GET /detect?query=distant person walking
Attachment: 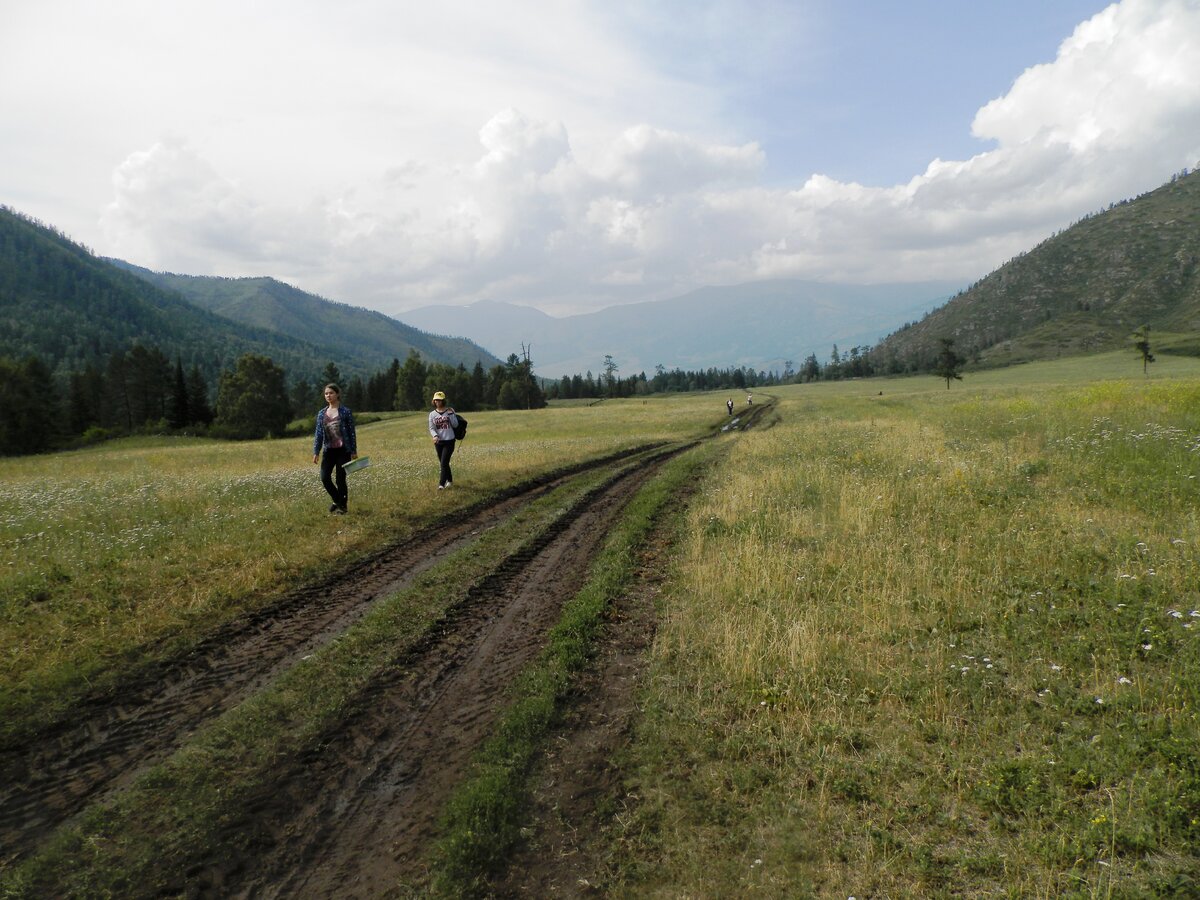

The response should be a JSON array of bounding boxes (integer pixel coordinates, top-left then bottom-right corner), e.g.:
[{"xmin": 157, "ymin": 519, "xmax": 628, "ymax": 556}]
[
  {"xmin": 727, "ymin": 398, "xmax": 734, "ymax": 415},
  {"xmin": 428, "ymin": 391, "xmax": 460, "ymax": 490},
  {"xmin": 313, "ymin": 383, "xmax": 357, "ymax": 514},
  {"xmin": 747, "ymin": 393, "xmax": 753, "ymax": 406}
]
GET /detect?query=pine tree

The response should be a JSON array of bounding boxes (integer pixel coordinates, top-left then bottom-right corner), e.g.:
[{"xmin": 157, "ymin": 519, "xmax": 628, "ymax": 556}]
[
  {"xmin": 0, "ymin": 357, "xmax": 60, "ymax": 454},
  {"xmin": 345, "ymin": 375, "xmax": 366, "ymax": 410},
  {"xmin": 933, "ymin": 338, "xmax": 965, "ymax": 389},
  {"xmin": 290, "ymin": 378, "xmax": 314, "ymax": 419},
  {"xmin": 186, "ymin": 365, "xmax": 214, "ymax": 425},
  {"xmin": 396, "ymin": 350, "xmax": 427, "ymax": 410},
  {"xmin": 68, "ymin": 363, "xmax": 104, "ymax": 434},
  {"xmin": 169, "ymin": 358, "xmax": 189, "ymax": 429},
  {"xmin": 1132, "ymin": 325, "xmax": 1155, "ymax": 375}
]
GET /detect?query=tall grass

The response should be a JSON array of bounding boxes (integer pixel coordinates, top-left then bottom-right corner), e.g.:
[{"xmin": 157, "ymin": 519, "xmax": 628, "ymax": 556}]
[
  {"xmin": 0, "ymin": 397, "xmax": 725, "ymax": 744},
  {"xmin": 617, "ymin": 366, "xmax": 1200, "ymax": 897}
]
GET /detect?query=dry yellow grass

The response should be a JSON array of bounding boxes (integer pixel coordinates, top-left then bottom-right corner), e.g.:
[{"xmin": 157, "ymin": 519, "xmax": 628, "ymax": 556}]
[{"xmin": 621, "ymin": 367, "xmax": 1200, "ymax": 897}]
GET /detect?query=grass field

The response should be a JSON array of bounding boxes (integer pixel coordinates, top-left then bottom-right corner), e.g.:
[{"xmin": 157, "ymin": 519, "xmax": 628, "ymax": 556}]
[
  {"xmin": 4, "ymin": 351, "xmax": 1200, "ymax": 896},
  {"xmin": 611, "ymin": 353, "xmax": 1200, "ymax": 897},
  {"xmin": 0, "ymin": 396, "xmax": 723, "ymax": 746}
]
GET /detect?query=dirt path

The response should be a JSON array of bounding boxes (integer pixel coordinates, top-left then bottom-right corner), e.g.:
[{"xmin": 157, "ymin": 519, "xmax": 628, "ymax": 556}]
[
  {"xmin": 490, "ymin": 402, "xmax": 769, "ymax": 897},
  {"xmin": 226, "ymin": 449, "xmax": 682, "ymax": 898},
  {"xmin": 0, "ymin": 446, "xmax": 662, "ymax": 866},
  {"xmin": 490, "ymin": 519, "xmax": 676, "ymax": 898},
  {"xmin": 4, "ymin": 401, "xmax": 774, "ymax": 893}
]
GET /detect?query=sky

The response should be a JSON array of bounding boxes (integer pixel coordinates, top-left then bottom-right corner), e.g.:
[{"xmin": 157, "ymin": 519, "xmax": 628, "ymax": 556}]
[{"xmin": 2, "ymin": 0, "xmax": 1199, "ymax": 317}]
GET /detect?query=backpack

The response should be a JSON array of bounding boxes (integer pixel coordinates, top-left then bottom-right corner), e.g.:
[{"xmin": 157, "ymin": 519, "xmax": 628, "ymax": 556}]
[{"xmin": 453, "ymin": 414, "xmax": 468, "ymax": 441}]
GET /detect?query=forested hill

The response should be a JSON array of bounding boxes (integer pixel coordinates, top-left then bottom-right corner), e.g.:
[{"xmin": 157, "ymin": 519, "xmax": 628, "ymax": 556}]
[
  {"xmin": 0, "ymin": 206, "xmax": 339, "ymax": 382},
  {"xmin": 0, "ymin": 206, "xmax": 498, "ymax": 385},
  {"xmin": 110, "ymin": 263, "xmax": 501, "ymax": 373},
  {"xmin": 871, "ymin": 169, "xmax": 1200, "ymax": 371}
]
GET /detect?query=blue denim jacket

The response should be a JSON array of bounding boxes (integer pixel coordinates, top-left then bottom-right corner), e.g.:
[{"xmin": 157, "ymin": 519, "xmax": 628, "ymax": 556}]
[{"xmin": 313, "ymin": 405, "xmax": 357, "ymax": 456}]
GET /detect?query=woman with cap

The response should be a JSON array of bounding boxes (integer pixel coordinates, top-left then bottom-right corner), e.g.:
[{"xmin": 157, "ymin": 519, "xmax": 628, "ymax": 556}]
[{"xmin": 428, "ymin": 391, "xmax": 460, "ymax": 489}]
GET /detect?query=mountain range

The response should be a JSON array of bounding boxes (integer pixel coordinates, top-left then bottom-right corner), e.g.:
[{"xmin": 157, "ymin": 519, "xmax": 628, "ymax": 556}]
[
  {"xmin": 0, "ymin": 205, "xmax": 498, "ymax": 386},
  {"xmin": 109, "ymin": 261, "xmax": 502, "ymax": 374},
  {"xmin": 403, "ymin": 279, "xmax": 962, "ymax": 378},
  {"xmin": 5, "ymin": 167, "xmax": 1198, "ymax": 389}
]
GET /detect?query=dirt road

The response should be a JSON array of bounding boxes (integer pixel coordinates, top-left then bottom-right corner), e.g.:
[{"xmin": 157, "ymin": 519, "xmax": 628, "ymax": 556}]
[{"xmin": 2, "ymin": 402, "xmax": 773, "ymax": 895}]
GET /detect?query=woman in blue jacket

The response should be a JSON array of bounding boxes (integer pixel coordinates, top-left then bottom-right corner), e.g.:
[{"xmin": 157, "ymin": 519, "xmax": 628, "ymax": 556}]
[{"xmin": 313, "ymin": 383, "xmax": 357, "ymax": 514}]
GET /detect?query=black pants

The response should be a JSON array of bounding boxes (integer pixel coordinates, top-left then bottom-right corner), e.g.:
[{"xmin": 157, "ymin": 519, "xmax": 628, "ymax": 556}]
[
  {"xmin": 321, "ymin": 446, "xmax": 351, "ymax": 509},
  {"xmin": 435, "ymin": 439, "xmax": 456, "ymax": 487}
]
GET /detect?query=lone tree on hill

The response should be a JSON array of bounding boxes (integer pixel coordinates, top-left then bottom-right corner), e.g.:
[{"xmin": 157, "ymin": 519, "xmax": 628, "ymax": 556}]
[
  {"xmin": 1132, "ymin": 325, "xmax": 1155, "ymax": 375},
  {"xmin": 933, "ymin": 337, "xmax": 965, "ymax": 389}
]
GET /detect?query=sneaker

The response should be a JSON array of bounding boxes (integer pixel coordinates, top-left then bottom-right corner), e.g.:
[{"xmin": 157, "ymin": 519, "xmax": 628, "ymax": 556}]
[
  {"xmin": 437, "ymin": 484, "xmax": 445, "ymax": 490},
  {"xmin": 333, "ymin": 506, "xmax": 346, "ymax": 515},
  {"xmin": 330, "ymin": 503, "xmax": 340, "ymax": 513},
  {"xmin": 444, "ymin": 481, "xmax": 452, "ymax": 488}
]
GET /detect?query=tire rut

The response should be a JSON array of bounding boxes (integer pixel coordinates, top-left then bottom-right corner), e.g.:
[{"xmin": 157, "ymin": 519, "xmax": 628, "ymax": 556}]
[
  {"xmin": 221, "ymin": 446, "xmax": 688, "ymax": 899},
  {"xmin": 0, "ymin": 444, "xmax": 665, "ymax": 867}
]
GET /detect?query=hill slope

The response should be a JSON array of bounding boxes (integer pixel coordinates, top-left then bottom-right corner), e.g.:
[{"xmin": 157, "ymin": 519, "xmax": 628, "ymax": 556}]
[
  {"xmin": 110, "ymin": 263, "xmax": 501, "ymax": 373},
  {"xmin": 0, "ymin": 206, "xmax": 331, "ymax": 381},
  {"xmin": 0, "ymin": 205, "xmax": 499, "ymax": 385},
  {"xmin": 872, "ymin": 169, "xmax": 1200, "ymax": 371}
]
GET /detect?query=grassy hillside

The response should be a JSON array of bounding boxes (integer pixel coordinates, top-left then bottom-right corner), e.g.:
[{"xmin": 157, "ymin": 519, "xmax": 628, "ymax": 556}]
[
  {"xmin": 874, "ymin": 169, "xmax": 1200, "ymax": 371},
  {"xmin": 0, "ymin": 205, "xmax": 498, "ymax": 388},
  {"xmin": 112, "ymin": 264, "xmax": 502, "ymax": 372}
]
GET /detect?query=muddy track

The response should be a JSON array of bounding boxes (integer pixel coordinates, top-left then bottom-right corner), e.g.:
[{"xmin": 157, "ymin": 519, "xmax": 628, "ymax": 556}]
[
  {"xmin": 3, "ymin": 399, "xmax": 774, "ymax": 889},
  {"xmin": 208, "ymin": 443, "xmax": 691, "ymax": 897},
  {"xmin": 492, "ymin": 492, "xmax": 686, "ymax": 898},
  {"xmin": 0, "ymin": 443, "xmax": 666, "ymax": 866}
]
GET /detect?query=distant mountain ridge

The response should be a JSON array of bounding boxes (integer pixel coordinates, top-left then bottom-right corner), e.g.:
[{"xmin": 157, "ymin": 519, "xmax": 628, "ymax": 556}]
[
  {"xmin": 404, "ymin": 279, "xmax": 962, "ymax": 378},
  {"xmin": 109, "ymin": 262, "xmax": 501, "ymax": 374},
  {"xmin": 0, "ymin": 203, "xmax": 500, "ymax": 390},
  {"xmin": 872, "ymin": 169, "xmax": 1200, "ymax": 370},
  {"xmin": 15, "ymin": 166, "xmax": 1190, "ymax": 393}
]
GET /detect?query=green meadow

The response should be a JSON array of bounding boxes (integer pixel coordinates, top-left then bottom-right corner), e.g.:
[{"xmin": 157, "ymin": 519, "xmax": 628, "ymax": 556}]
[
  {"xmin": 613, "ymin": 351, "xmax": 1200, "ymax": 898},
  {"xmin": 3, "ymin": 349, "xmax": 1199, "ymax": 896},
  {"xmin": 0, "ymin": 397, "xmax": 719, "ymax": 746}
]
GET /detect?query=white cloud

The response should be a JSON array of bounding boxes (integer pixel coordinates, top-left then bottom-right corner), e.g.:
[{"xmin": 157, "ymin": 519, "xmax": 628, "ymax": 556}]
[
  {"xmin": 972, "ymin": 0, "xmax": 1200, "ymax": 153},
  {"xmin": 596, "ymin": 125, "xmax": 764, "ymax": 199},
  {"xmin": 100, "ymin": 140, "xmax": 338, "ymax": 276},
  {"xmin": 13, "ymin": 0, "xmax": 1200, "ymax": 315}
]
